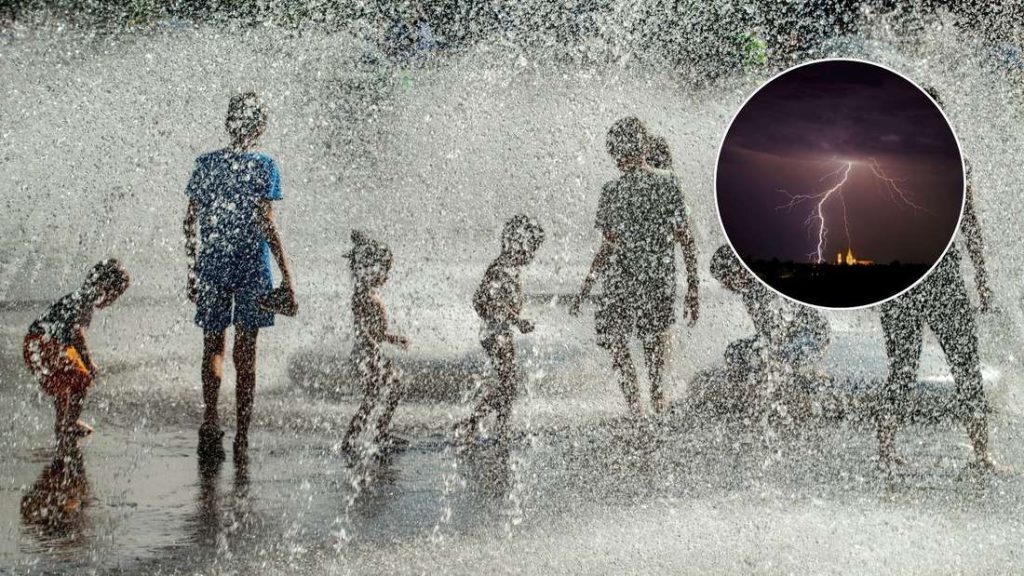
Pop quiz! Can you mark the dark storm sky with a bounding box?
[718,60,964,265]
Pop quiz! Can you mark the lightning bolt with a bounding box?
[777,161,853,263]
[776,159,929,264]
[868,158,931,213]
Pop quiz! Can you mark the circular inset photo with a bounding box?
[715,59,965,309]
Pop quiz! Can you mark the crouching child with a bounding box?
[23,260,130,452]
[707,245,829,420]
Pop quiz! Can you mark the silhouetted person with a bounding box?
[875,88,999,472]
[22,260,129,453]
[571,118,699,419]
[456,215,545,445]
[709,245,829,417]
[184,92,295,461]
[342,231,410,456]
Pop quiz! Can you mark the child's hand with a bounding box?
[569,294,584,317]
[517,319,535,334]
[186,273,198,303]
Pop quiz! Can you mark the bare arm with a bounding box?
[675,217,700,326]
[674,218,699,289]
[183,200,198,301]
[381,307,409,348]
[258,200,294,290]
[961,184,993,311]
[570,234,615,315]
[372,294,409,348]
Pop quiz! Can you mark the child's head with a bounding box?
[646,135,672,170]
[501,214,545,264]
[84,259,130,308]
[606,116,649,171]
[710,245,750,294]
[225,91,268,149]
[348,230,393,288]
[922,85,944,109]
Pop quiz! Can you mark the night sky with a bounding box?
[717,60,964,266]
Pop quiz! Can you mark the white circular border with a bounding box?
[713,57,967,311]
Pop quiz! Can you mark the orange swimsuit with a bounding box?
[22,332,91,397]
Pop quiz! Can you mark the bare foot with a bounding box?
[969,454,1012,475]
[651,395,668,416]
[72,420,94,437]
[199,422,224,441]
[877,446,906,473]
[197,423,225,461]
[452,419,477,443]
[379,433,410,452]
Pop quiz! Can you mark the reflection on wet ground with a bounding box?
[3,409,1022,574]
[20,447,91,552]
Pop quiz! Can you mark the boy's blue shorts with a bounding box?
[194,283,274,332]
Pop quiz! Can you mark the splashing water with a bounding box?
[2,3,1024,574]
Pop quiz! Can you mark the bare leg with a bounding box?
[233,328,258,454]
[201,331,227,433]
[463,390,498,432]
[374,368,405,443]
[965,415,989,459]
[491,337,518,443]
[608,335,642,420]
[67,389,87,433]
[460,334,515,439]
[493,382,516,444]
[344,400,375,449]
[929,281,995,467]
[54,393,70,449]
[642,331,671,415]
[878,299,923,468]
[343,364,380,450]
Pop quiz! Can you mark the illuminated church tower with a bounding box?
[837,247,873,266]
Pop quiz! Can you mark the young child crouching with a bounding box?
[23,259,129,451]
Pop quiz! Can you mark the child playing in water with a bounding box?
[342,231,410,455]
[874,87,1000,472]
[184,91,295,461]
[22,260,130,451]
[708,245,829,419]
[457,215,545,445]
[571,118,699,419]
